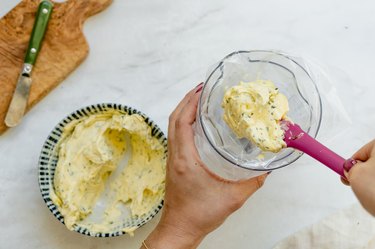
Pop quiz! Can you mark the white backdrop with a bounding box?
[1,1,374,248]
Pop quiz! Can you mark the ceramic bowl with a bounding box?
[38,103,167,237]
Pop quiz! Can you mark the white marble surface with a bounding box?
[1,0,375,248]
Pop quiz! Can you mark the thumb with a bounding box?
[239,173,268,197]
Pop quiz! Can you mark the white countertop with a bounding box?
[1,1,374,248]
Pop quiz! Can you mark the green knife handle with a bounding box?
[24,0,53,65]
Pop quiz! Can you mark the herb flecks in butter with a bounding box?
[50,112,166,234]
[222,80,289,152]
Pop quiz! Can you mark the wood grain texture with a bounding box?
[0,0,112,134]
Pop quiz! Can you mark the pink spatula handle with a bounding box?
[283,121,345,177]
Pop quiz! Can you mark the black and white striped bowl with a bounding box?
[38,103,167,237]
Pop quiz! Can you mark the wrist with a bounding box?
[144,220,205,249]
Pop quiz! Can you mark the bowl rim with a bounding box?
[198,50,323,172]
[38,103,167,237]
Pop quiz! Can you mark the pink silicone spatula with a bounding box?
[281,120,350,177]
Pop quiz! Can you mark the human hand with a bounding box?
[142,84,268,249]
[343,139,375,216]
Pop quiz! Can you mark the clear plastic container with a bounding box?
[193,50,322,180]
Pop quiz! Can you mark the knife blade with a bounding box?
[5,0,53,127]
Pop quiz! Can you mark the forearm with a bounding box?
[141,223,205,249]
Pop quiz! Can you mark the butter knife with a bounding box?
[5,0,53,127]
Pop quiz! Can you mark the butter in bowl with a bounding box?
[38,103,167,237]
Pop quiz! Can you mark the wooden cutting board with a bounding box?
[0,0,112,134]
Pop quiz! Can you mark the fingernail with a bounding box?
[195,82,204,93]
[343,158,357,172]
